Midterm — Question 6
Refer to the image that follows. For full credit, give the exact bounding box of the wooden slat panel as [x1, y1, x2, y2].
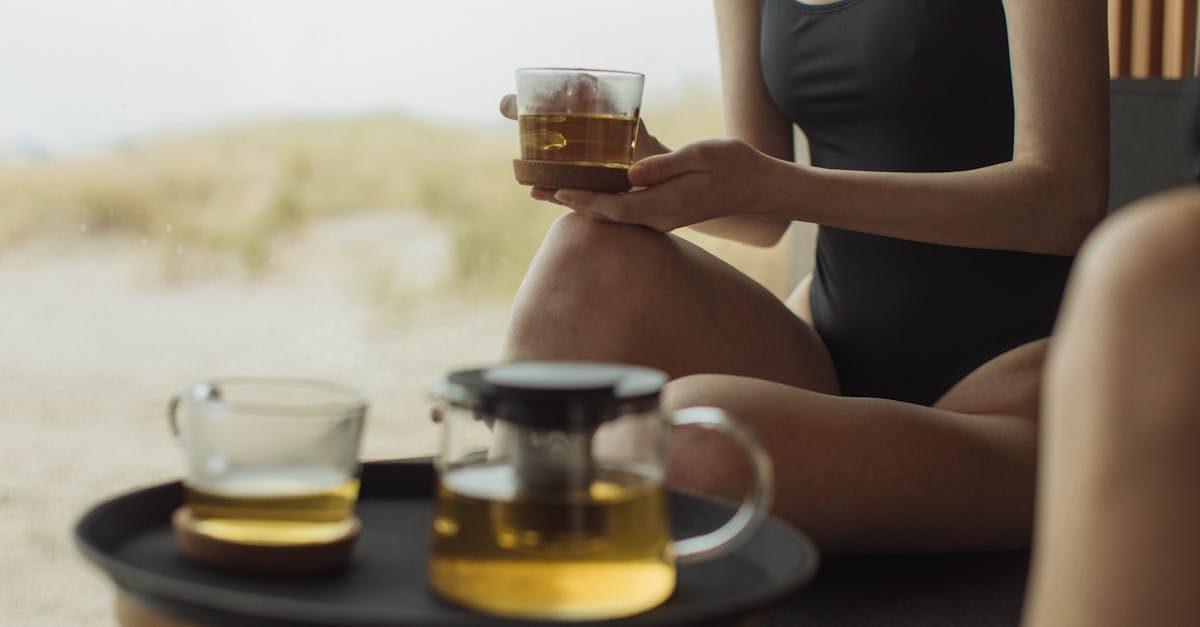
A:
[1191, 0, 1199, 75]
[1162, 0, 1198, 77]
[1111, 0, 1135, 77]
[1131, 0, 1165, 77]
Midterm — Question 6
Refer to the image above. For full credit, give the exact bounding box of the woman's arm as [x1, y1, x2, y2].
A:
[554, 0, 1109, 256]
[685, 0, 793, 247]
[765, 0, 1109, 255]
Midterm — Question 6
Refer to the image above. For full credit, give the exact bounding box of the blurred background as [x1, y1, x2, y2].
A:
[0, 1, 800, 623]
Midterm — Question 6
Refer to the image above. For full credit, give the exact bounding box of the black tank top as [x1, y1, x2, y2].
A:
[760, 0, 1074, 406]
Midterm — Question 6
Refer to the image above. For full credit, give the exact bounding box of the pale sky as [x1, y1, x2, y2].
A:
[0, 0, 721, 153]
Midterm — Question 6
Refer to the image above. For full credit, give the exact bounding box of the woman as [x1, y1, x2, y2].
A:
[501, 0, 1107, 553]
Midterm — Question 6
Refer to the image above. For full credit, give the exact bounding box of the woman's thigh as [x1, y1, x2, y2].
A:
[503, 213, 838, 393]
[933, 338, 1050, 420]
[663, 373, 1040, 555]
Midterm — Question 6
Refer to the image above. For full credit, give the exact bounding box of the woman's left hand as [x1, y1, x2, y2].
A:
[539, 138, 777, 232]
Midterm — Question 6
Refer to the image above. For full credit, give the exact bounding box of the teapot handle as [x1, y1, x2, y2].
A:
[669, 406, 774, 565]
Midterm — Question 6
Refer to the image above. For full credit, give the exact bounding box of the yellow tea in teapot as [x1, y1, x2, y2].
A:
[429, 461, 674, 620]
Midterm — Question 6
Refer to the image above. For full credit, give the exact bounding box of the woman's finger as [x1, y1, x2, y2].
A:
[499, 94, 517, 120]
[628, 142, 709, 187]
[571, 206, 617, 223]
[553, 190, 603, 212]
[555, 188, 664, 228]
[530, 187, 562, 204]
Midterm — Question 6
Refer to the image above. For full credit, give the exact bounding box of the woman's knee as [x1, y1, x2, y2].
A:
[1072, 186, 1200, 304]
[510, 213, 684, 326]
[1050, 186, 1200, 444]
[530, 212, 679, 291]
[503, 213, 686, 358]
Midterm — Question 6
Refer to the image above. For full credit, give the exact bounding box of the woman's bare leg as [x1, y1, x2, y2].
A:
[663, 340, 1044, 555]
[1024, 188, 1200, 626]
[502, 212, 839, 391]
[506, 212, 1053, 554]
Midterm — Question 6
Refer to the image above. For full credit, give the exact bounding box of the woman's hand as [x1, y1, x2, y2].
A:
[548, 138, 779, 232]
[499, 93, 671, 208]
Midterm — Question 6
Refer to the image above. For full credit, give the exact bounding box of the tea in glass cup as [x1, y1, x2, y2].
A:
[168, 378, 367, 547]
[513, 68, 645, 192]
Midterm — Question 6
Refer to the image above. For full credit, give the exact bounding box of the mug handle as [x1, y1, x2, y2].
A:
[167, 392, 185, 445]
[168, 382, 219, 445]
[669, 406, 774, 565]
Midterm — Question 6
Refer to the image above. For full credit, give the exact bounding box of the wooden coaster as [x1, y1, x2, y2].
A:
[513, 159, 631, 193]
[171, 507, 360, 576]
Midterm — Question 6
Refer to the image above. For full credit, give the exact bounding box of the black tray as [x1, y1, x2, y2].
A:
[76, 460, 818, 626]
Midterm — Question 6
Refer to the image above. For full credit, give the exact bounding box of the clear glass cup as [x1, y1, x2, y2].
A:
[167, 377, 367, 545]
[428, 362, 773, 621]
[514, 67, 645, 168]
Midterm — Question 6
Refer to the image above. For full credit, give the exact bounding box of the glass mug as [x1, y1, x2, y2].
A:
[168, 377, 367, 546]
[513, 68, 645, 192]
[428, 362, 773, 621]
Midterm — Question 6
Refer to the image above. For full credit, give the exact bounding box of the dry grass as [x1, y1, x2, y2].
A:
[0, 82, 795, 298]
[0, 116, 546, 294]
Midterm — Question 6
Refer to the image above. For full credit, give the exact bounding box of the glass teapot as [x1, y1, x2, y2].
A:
[428, 361, 773, 621]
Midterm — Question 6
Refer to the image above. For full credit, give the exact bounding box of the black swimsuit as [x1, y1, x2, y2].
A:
[760, 0, 1075, 406]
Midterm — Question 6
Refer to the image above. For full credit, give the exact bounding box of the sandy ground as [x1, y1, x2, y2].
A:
[0, 211, 511, 625]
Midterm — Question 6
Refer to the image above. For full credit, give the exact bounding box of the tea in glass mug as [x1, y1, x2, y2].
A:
[429, 362, 774, 620]
[168, 378, 367, 546]
[513, 68, 645, 192]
